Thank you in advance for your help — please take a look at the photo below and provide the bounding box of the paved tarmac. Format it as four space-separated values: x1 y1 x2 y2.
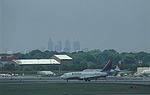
0 75 150 86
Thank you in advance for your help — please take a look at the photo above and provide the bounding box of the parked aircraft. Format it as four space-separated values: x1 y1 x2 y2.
110 65 133 76
37 71 56 76
134 70 150 77
60 60 112 81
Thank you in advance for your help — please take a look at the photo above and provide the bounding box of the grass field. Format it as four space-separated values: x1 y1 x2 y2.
0 83 150 95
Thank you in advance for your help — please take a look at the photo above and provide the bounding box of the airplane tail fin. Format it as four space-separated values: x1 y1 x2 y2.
101 60 112 72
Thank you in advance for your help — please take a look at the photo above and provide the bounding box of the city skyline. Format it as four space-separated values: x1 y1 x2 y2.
48 38 81 53
0 0 150 53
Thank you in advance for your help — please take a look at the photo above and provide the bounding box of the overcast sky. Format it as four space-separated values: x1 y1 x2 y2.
0 0 150 53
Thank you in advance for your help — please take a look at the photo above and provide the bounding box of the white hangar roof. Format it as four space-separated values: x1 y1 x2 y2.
13 59 60 65
54 55 72 60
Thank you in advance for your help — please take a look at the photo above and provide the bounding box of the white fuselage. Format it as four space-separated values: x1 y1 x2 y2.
60 71 107 80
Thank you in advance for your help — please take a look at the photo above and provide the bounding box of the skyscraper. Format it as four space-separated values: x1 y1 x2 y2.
55 41 62 52
73 41 80 52
48 38 53 51
64 40 71 52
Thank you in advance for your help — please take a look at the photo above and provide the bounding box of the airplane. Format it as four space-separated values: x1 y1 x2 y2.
116 65 132 72
134 70 150 77
60 60 112 82
37 71 56 77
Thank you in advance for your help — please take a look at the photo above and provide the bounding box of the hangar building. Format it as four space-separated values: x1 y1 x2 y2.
51 55 73 64
13 59 60 65
13 54 72 65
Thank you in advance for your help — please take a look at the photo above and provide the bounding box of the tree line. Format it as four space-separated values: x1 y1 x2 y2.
1 49 150 72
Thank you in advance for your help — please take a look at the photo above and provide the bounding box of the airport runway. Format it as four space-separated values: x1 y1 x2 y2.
1 75 150 86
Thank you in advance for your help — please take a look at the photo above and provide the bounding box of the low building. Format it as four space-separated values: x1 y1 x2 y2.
13 59 60 65
0 54 16 61
52 55 73 64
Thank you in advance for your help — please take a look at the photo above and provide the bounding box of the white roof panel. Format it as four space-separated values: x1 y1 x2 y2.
54 55 72 60
13 59 60 65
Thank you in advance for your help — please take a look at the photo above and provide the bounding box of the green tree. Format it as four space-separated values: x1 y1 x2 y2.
3 63 16 71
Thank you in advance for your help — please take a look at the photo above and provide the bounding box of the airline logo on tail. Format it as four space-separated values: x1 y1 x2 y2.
101 60 112 72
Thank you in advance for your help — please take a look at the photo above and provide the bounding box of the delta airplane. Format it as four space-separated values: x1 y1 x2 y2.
60 60 112 81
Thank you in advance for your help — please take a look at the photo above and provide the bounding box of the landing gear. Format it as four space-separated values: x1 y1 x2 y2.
84 79 91 82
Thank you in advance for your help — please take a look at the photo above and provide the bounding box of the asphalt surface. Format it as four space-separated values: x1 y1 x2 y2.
0 75 150 86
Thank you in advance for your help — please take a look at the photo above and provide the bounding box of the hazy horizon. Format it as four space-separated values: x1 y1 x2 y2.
0 0 150 53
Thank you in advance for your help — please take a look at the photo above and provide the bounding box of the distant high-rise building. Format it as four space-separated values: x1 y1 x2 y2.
48 38 53 51
64 40 71 52
73 41 80 52
55 41 62 52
